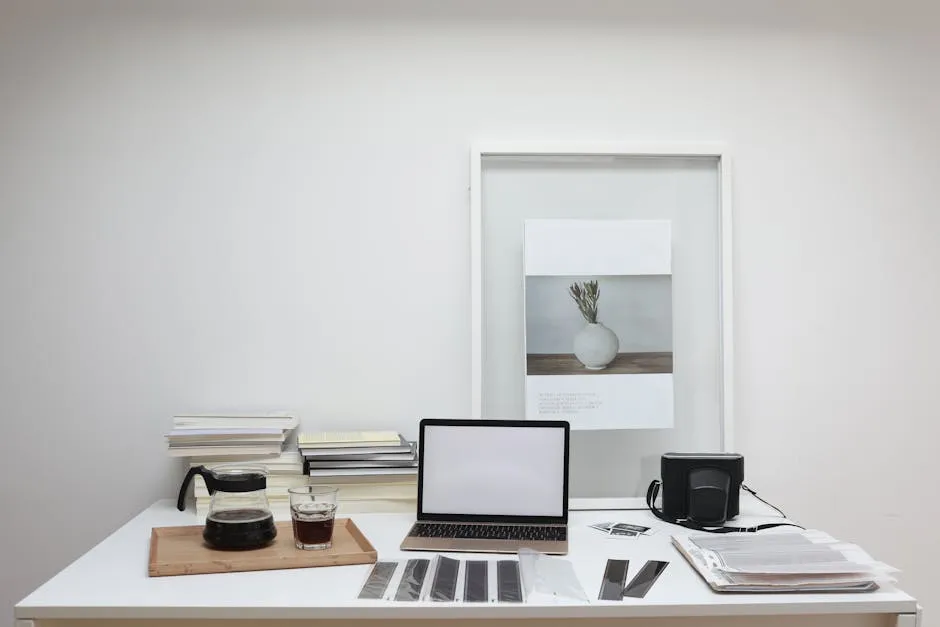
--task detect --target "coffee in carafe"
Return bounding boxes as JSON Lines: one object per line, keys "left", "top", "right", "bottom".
{"left": 176, "top": 464, "right": 277, "bottom": 550}
{"left": 204, "top": 507, "right": 277, "bottom": 549}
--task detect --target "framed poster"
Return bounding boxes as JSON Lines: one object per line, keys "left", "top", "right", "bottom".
{"left": 469, "top": 142, "right": 734, "bottom": 502}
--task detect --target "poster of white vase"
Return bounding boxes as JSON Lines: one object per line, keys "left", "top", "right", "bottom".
{"left": 523, "top": 219, "right": 674, "bottom": 430}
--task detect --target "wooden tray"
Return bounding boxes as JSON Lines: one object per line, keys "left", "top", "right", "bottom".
{"left": 148, "top": 518, "right": 377, "bottom": 577}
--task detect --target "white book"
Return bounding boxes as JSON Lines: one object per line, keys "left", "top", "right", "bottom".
{"left": 298, "top": 430, "right": 403, "bottom": 448}
{"left": 190, "top": 451, "right": 303, "bottom": 472}
{"left": 167, "top": 428, "right": 285, "bottom": 436}
{"left": 307, "top": 467, "right": 418, "bottom": 477}
{"left": 300, "top": 446, "right": 414, "bottom": 458}
{"left": 335, "top": 483, "right": 417, "bottom": 498}
{"left": 168, "top": 444, "right": 283, "bottom": 457}
{"left": 306, "top": 459, "right": 417, "bottom": 469}
{"left": 301, "top": 443, "right": 416, "bottom": 460}
{"left": 169, "top": 437, "right": 285, "bottom": 447}
{"left": 174, "top": 414, "right": 299, "bottom": 430}
{"left": 298, "top": 473, "right": 418, "bottom": 485}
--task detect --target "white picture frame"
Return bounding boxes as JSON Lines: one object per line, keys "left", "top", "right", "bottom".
{"left": 469, "top": 141, "right": 735, "bottom": 452}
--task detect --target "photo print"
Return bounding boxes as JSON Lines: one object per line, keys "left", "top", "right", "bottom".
{"left": 525, "top": 275, "right": 673, "bottom": 376}
{"left": 523, "top": 219, "right": 674, "bottom": 430}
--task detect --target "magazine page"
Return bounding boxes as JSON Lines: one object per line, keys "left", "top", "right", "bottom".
{"left": 523, "top": 219, "right": 673, "bottom": 430}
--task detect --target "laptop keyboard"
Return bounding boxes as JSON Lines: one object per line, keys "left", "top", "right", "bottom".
{"left": 409, "top": 522, "right": 566, "bottom": 542}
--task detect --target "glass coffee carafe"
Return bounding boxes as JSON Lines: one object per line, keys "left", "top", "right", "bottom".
{"left": 176, "top": 463, "right": 277, "bottom": 550}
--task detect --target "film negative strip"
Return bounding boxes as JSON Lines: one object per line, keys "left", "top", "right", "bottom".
{"left": 394, "top": 558, "right": 431, "bottom": 601}
{"left": 357, "top": 557, "right": 528, "bottom": 603}
{"left": 623, "top": 560, "right": 668, "bottom": 598}
{"left": 357, "top": 561, "right": 399, "bottom": 600}
{"left": 429, "top": 556, "right": 461, "bottom": 602}
{"left": 598, "top": 559, "right": 630, "bottom": 601}
{"left": 463, "top": 560, "right": 489, "bottom": 603}
{"left": 496, "top": 560, "right": 523, "bottom": 602}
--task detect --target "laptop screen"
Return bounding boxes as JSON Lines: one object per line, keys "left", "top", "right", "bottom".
{"left": 419, "top": 421, "right": 568, "bottom": 521}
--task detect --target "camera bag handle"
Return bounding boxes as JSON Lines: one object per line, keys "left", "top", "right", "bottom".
{"left": 646, "top": 480, "right": 803, "bottom": 534}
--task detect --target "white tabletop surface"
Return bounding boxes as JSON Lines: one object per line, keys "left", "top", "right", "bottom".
{"left": 15, "top": 496, "right": 918, "bottom": 621}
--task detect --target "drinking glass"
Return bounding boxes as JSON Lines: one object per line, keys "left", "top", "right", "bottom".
{"left": 288, "top": 485, "right": 339, "bottom": 550}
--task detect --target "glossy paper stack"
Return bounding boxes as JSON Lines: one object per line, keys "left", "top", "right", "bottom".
{"left": 672, "top": 530, "right": 899, "bottom": 592}
{"left": 298, "top": 430, "right": 418, "bottom": 515}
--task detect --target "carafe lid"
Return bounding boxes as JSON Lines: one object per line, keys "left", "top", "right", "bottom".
{"left": 208, "top": 464, "right": 267, "bottom": 492}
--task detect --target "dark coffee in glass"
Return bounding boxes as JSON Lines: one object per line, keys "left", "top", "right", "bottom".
{"left": 288, "top": 486, "right": 339, "bottom": 550}
{"left": 292, "top": 514, "right": 334, "bottom": 546}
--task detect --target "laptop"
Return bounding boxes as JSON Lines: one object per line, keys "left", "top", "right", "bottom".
{"left": 399, "top": 418, "right": 570, "bottom": 555}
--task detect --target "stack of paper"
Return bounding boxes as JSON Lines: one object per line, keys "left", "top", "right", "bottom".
{"left": 299, "top": 430, "right": 418, "bottom": 477}
{"left": 297, "top": 430, "right": 418, "bottom": 513}
{"left": 672, "top": 530, "right": 899, "bottom": 593}
{"left": 190, "top": 449, "right": 305, "bottom": 475}
{"left": 166, "top": 413, "right": 299, "bottom": 457}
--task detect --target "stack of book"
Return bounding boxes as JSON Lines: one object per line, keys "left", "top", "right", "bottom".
{"left": 298, "top": 430, "right": 418, "bottom": 514}
{"left": 165, "top": 413, "right": 299, "bottom": 457}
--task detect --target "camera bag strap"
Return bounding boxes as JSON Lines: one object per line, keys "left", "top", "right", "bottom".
{"left": 645, "top": 480, "right": 803, "bottom": 534}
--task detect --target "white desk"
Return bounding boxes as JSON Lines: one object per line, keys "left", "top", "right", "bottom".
{"left": 15, "top": 497, "right": 921, "bottom": 627}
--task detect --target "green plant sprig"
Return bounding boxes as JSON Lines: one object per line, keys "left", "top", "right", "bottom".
{"left": 568, "top": 280, "right": 599, "bottom": 324}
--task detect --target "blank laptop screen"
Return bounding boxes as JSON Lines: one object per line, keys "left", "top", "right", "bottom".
{"left": 420, "top": 423, "right": 566, "bottom": 518}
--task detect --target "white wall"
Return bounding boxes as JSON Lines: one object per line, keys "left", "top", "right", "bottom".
{"left": 525, "top": 275, "right": 673, "bottom": 354}
{"left": 1, "top": 1, "right": 938, "bottom": 625}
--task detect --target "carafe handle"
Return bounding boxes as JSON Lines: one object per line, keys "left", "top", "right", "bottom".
{"left": 176, "top": 465, "right": 216, "bottom": 511}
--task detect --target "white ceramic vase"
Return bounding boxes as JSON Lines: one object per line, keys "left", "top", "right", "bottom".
{"left": 573, "top": 322, "right": 619, "bottom": 370}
